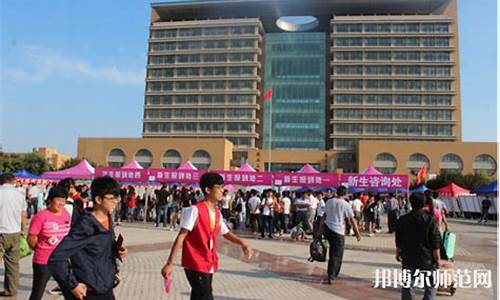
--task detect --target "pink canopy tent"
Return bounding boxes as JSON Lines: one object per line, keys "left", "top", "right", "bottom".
{"left": 121, "top": 160, "right": 143, "bottom": 169}
{"left": 42, "top": 160, "right": 95, "bottom": 180}
{"left": 178, "top": 161, "right": 198, "bottom": 170}
{"left": 297, "top": 164, "right": 320, "bottom": 173}
{"left": 238, "top": 162, "right": 256, "bottom": 172}
{"left": 361, "top": 165, "right": 383, "bottom": 175}
{"left": 224, "top": 184, "right": 238, "bottom": 193}
{"left": 435, "top": 182, "right": 471, "bottom": 197}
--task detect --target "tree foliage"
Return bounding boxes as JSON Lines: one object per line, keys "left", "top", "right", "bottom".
{"left": 410, "top": 171, "right": 495, "bottom": 191}
{"left": 0, "top": 153, "right": 52, "bottom": 175}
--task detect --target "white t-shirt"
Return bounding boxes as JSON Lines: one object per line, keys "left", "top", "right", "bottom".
{"left": 324, "top": 198, "right": 354, "bottom": 236}
{"left": 433, "top": 199, "right": 447, "bottom": 212}
{"left": 294, "top": 197, "right": 310, "bottom": 212}
{"left": 282, "top": 197, "right": 291, "bottom": 215}
{"left": 316, "top": 199, "right": 326, "bottom": 217}
{"left": 351, "top": 199, "right": 363, "bottom": 212}
{"left": 64, "top": 197, "right": 74, "bottom": 217}
{"left": 221, "top": 195, "right": 231, "bottom": 209}
{"left": 180, "top": 206, "right": 229, "bottom": 236}
{"left": 260, "top": 198, "right": 273, "bottom": 216}
{"left": 28, "top": 185, "right": 41, "bottom": 199}
{"left": 0, "top": 184, "right": 27, "bottom": 233}
{"left": 309, "top": 195, "right": 318, "bottom": 210}
{"left": 248, "top": 196, "right": 261, "bottom": 214}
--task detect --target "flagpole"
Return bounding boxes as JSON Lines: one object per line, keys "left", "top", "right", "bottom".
{"left": 268, "top": 95, "right": 272, "bottom": 172}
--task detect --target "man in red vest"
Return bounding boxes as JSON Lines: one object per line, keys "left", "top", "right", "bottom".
{"left": 161, "top": 172, "right": 253, "bottom": 300}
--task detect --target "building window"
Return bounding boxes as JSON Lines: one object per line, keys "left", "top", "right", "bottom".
{"left": 407, "top": 153, "right": 430, "bottom": 175}
{"left": 335, "top": 51, "right": 363, "bottom": 61}
{"left": 191, "top": 150, "right": 211, "bottom": 170}
{"left": 107, "top": 148, "right": 125, "bottom": 167}
{"left": 135, "top": 149, "right": 153, "bottom": 168}
{"left": 440, "top": 153, "right": 463, "bottom": 174}
{"left": 335, "top": 94, "right": 363, "bottom": 104}
{"left": 473, "top": 154, "right": 497, "bottom": 176}
{"left": 162, "top": 149, "right": 182, "bottom": 169}
{"left": 374, "top": 153, "right": 397, "bottom": 174}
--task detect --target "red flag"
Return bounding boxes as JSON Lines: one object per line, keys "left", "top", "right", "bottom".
{"left": 416, "top": 164, "right": 427, "bottom": 185}
{"left": 263, "top": 88, "right": 273, "bottom": 101}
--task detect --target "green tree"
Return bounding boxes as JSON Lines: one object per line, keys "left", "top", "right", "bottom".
{"left": 424, "top": 171, "right": 495, "bottom": 191}
{"left": 0, "top": 153, "right": 51, "bottom": 175}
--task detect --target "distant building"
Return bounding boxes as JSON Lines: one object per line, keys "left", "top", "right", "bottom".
{"left": 78, "top": 0, "right": 497, "bottom": 177}
{"left": 33, "top": 147, "right": 71, "bottom": 169}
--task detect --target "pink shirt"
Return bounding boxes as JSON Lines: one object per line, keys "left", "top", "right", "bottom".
{"left": 29, "top": 209, "right": 71, "bottom": 265}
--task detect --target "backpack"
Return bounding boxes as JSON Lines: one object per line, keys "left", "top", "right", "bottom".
{"left": 308, "top": 238, "right": 327, "bottom": 262}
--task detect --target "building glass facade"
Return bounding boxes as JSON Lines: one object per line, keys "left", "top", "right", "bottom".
{"left": 263, "top": 33, "right": 326, "bottom": 151}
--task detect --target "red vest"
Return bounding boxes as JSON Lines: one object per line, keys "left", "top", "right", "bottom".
{"left": 181, "top": 201, "right": 221, "bottom": 273}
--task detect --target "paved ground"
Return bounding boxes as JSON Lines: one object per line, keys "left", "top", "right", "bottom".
{"left": 1, "top": 217, "right": 496, "bottom": 299}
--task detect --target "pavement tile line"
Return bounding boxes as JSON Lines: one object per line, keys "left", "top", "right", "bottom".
{"left": 127, "top": 238, "right": 400, "bottom": 300}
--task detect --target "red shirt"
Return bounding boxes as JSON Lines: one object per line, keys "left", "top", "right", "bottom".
{"left": 127, "top": 194, "right": 137, "bottom": 208}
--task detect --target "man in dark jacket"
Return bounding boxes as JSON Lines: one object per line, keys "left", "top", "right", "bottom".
{"left": 395, "top": 192, "right": 442, "bottom": 300}
{"left": 48, "top": 176, "right": 128, "bottom": 300}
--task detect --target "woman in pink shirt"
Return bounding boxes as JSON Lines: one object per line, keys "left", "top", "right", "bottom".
{"left": 27, "top": 186, "right": 71, "bottom": 300}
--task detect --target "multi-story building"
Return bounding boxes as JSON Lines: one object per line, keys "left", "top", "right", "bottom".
{"left": 78, "top": 0, "right": 497, "bottom": 177}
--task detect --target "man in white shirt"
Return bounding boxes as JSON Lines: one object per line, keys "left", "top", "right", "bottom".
{"left": 247, "top": 190, "right": 261, "bottom": 234}
{"left": 27, "top": 183, "right": 41, "bottom": 218}
{"left": 318, "top": 186, "right": 361, "bottom": 285}
{"left": 260, "top": 190, "right": 274, "bottom": 238}
{"left": 221, "top": 190, "right": 231, "bottom": 221}
{"left": 432, "top": 192, "right": 449, "bottom": 231}
{"left": 308, "top": 193, "right": 319, "bottom": 233}
{"left": 351, "top": 195, "right": 363, "bottom": 227}
{"left": 0, "top": 174, "right": 28, "bottom": 297}
{"left": 161, "top": 173, "right": 252, "bottom": 300}
{"left": 294, "top": 190, "right": 312, "bottom": 233}
{"left": 281, "top": 191, "right": 292, "bottom": 233}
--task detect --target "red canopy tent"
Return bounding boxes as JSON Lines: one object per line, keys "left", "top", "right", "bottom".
{"left": 435, "top": 182, "right": 471, "bottom": 197}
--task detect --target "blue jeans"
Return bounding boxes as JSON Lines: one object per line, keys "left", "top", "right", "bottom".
{"left": 156, "top": 205, "right": 167, "bottom": 227}
{"left": 260, "top": 215, "right": 272, "bottom": 237}
{"left": 401, "top": 268, "right": 436, "bottom": 300}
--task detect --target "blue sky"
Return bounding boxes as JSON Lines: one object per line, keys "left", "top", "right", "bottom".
{"left": 1, "top": 0, "right": 497, "bottom": 156}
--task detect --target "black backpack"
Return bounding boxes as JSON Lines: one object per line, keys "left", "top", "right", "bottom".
{"left": 308, "top": 239, "right": 327, "bottom": 262}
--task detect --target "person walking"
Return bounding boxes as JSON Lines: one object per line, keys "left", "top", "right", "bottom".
{"left": 479, "top": 196, "right": 492, "bottom": 223}
{"left": 48, "top": 176, "right": 128, "bottom": 300}
{"left": 0, "top": 174, "right": 28, "bottom": 297}
{"left": 27, "top": 186, "right": 71, "bottom": 300}
{"left": 386, "top": 194, "right": 400, "bottom": 233}
{"left": 395, "top": 193, "right": 442, "bottom": 300}
{"left": 161, "top": 173, "right": 253, "bottom": 300}
{"left": 317, "top": 186, "right": 361, "bottom": 284}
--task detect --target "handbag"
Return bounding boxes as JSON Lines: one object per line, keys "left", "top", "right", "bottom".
{"left": 20, "top": 235, "right": 32, "bottom": 259}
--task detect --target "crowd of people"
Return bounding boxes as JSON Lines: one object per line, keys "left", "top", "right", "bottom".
{"left": 0, "top": 172, "right": 456, "bottom": 299}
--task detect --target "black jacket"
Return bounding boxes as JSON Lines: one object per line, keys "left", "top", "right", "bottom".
{"left": 395, "top": 209, "right": 441, "bottom": 270}
{"left": 48, "top": 210, "right": 117, "bottom": 294}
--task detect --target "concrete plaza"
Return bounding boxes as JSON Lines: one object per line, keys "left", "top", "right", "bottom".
{"left": 1, "top": 218, "right": 496, "bottom": 299}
